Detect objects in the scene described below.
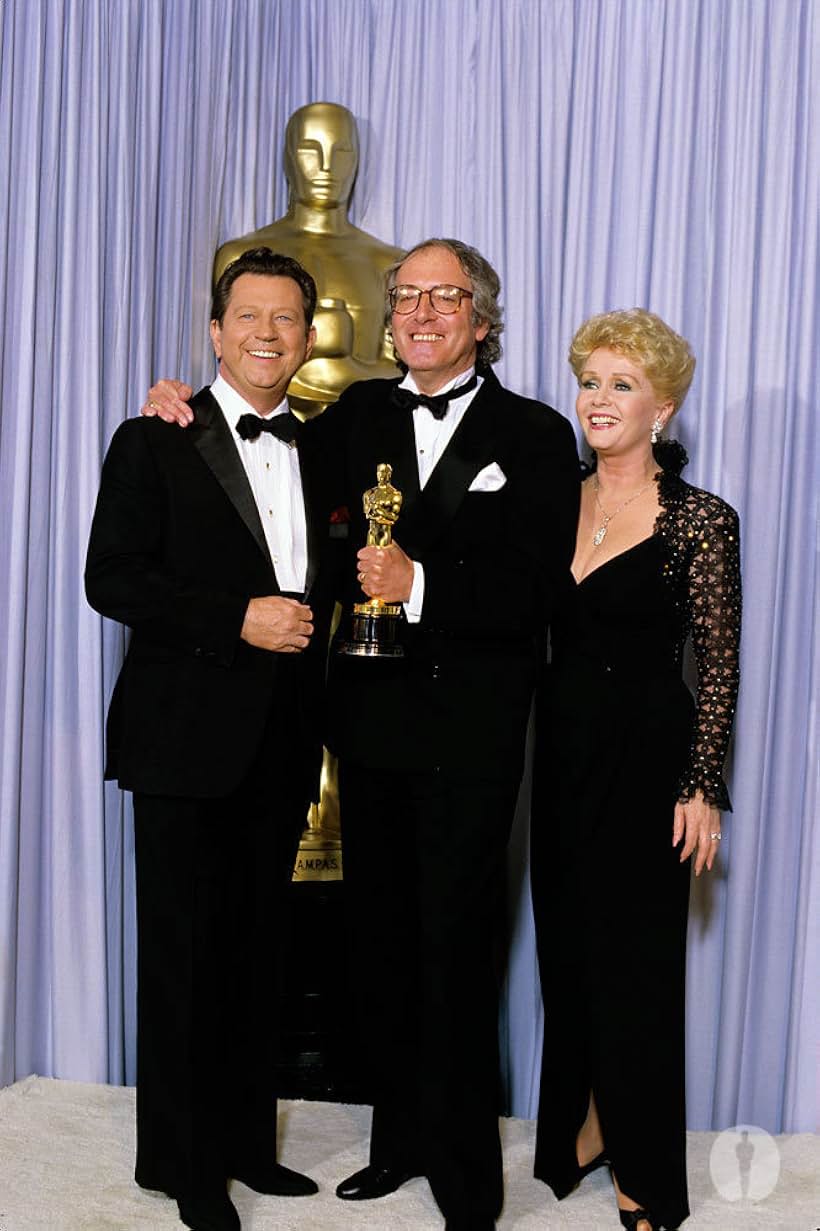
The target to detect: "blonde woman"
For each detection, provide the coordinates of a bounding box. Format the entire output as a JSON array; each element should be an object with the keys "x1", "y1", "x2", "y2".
[{"x1": 532, "y1": 310, "x2": 741, "y2": 1231}]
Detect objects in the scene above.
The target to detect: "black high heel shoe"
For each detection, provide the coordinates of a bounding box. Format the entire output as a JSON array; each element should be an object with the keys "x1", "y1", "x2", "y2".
[{"x1": 618, "y1": 1208, "x2": 656, "y2": 1230}]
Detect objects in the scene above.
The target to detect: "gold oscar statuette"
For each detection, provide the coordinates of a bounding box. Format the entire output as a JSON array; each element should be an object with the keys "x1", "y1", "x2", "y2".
[{"x1": 338, "y1": 463, "x2": 405, "y2": 658}]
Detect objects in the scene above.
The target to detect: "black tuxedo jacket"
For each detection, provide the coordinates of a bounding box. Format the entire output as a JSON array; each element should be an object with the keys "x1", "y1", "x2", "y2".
[
  {"x1": 85, "y1": 387, "x2": 342, "y2": 799},
  {"x1": 324, "y1": 370, "x2": 580, "y2": 778}
]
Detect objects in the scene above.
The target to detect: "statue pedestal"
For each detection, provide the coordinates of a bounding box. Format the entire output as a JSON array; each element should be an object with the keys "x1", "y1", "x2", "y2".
[
  {"x1": 276, "y1": 878, "x2": 370, "y2": 1103},
  {"x1": 276, "y1": 784, "x2": 366, "y2": 1101}
]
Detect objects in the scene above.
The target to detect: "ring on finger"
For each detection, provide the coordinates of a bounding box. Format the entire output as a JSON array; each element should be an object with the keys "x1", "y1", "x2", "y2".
[{"x1": 710, "y1": 832, "x2": 722, "y2": 841}]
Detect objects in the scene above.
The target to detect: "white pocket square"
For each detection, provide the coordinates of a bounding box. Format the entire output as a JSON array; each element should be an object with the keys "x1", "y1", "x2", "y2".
[{"x1": 468, "y1": 462, "x2": 507, "y2": 492}]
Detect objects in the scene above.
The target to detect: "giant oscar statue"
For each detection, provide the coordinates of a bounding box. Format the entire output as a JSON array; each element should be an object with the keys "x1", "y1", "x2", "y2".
[
  {"x1": 215, "y1": 102, "x2": 403, "y2": 880},
  {"x1": 214, "y1": 101, "x2": 403, "y2": 418}
]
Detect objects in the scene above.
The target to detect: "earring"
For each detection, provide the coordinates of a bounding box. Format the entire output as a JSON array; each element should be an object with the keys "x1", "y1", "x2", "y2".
[{"x1": 651, "y1": 418, "x2": 663, "y2": 445}]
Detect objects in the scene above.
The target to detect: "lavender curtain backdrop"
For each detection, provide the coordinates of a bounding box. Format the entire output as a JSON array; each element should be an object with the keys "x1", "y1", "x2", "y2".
[{"x1": 0, "y1": 0, "x2": 816, "y2": 1135}]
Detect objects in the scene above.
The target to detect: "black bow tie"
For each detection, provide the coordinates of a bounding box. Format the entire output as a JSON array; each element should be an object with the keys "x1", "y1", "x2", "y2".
[
  {"x1": 390, "y1": 374, "x2": 478, "y2": 420},
  {"x1": 235, "y1": 411, "x2": 301, "y2": 445}
]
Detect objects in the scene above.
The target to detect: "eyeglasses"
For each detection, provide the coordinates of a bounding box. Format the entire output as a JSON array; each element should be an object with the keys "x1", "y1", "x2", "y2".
[{"x1": 389, "y1": 284, "x2": 474, "y2": 315}]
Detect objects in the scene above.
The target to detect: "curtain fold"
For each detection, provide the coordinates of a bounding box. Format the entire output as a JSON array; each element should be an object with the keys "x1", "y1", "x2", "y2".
[{"x1": 0, "y1": 0, "x2": 816, "y2": 1132}]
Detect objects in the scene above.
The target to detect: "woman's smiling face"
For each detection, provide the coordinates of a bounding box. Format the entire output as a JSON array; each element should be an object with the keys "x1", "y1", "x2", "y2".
[{"x1": 576, "y1": 347, "x2": 673, "y2": 459}]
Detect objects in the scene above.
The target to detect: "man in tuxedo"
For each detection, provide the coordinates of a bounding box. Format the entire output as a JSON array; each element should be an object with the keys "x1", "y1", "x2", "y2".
[
  {"x1": 138, "y1": 237, "x2": 580, "y2": 1230},
  {"x1": 326, "y1": 239, "x2": 581, "y2": 1230},
  {"x1": 85, "y1": 249, "x2": 341, "y2": 1231}
]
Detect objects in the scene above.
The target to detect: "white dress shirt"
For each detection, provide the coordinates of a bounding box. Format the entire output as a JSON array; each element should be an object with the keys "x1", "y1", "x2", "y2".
[
  {"x1": 211, "y1": 373, "x2": 307, "y2": 594},
  {"x1": 400, "y1": 367, "x2": 483, "y2": 621}
]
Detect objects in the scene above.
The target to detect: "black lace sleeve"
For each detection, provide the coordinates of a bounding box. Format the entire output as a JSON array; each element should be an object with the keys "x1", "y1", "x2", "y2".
[{"x1": 669, "y1": 485, "x2": 742, "y2": 808}]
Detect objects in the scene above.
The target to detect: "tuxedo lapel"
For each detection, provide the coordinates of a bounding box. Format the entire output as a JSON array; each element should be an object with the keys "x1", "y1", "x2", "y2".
[
  {"x1": 403, "y1": 374, "x2": 498, "y2": 552},
  {"x1": 189, "y1": 389, "x2": 274, "y2": 571}
]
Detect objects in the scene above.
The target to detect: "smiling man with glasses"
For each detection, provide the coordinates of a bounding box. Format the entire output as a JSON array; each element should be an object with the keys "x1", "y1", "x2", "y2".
[{"x1": 326, "y1": 237, "x2": 581, "y2": 1230}]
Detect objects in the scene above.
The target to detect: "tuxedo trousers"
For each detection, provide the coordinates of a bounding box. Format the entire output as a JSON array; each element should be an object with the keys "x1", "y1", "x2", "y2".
[
  {"x1": 132, "y1": 706, "x2": 310, "y2": 1198},
  {"x1": 339, "y1": 762, "x2": 520, "y2": 1225}
]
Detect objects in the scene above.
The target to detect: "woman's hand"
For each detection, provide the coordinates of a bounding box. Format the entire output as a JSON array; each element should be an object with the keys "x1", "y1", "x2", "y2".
[{"x1": 673, "y1": 791, "x2": 721, "y2": 876}]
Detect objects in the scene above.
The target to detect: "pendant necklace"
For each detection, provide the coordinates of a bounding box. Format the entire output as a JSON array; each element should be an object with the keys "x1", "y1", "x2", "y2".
[{"x1": 592, "y1": 473, "x2": 657, "y2": 547}]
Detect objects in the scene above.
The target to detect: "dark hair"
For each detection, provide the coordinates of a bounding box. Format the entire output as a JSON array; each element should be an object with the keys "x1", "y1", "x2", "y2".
[
  {"x1": 210, "y1": 248, "x2": 318, "y2": 327},
  {"x1": 386, "y1": 237, "x2": 504, "y2": 369},
  {"x1": 582, "y1": 437, "x2": 689, "y2": 477}
]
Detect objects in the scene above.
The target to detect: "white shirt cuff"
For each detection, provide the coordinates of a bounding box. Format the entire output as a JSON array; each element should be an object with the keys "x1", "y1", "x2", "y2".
[{"x1": 403, "y1": 561, "x2": 425, "y2": 624}]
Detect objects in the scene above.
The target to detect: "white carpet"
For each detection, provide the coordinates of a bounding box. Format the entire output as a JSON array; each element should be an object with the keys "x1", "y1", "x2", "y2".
[{"x1": 0, "y1": 1077, "x2": 817, "y2": 1229}]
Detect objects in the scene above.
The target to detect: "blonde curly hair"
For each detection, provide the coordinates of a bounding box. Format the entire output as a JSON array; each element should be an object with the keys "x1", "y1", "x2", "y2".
[{"x1": 568, "y1": 308, "x2": 696, "y2": 411}]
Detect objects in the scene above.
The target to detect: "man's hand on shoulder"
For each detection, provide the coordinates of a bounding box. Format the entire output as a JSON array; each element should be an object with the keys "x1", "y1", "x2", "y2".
[
  {"x1": 141, "y1": 379, "x2": 194, "y2": 426},
  {"x1": 241, "y1": 597, "x2": 314, "y2": 653}
]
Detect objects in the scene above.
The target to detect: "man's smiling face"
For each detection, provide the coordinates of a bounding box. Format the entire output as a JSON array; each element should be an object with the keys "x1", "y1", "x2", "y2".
[
  {"x1": 389, "y1": 246, "x2": 489, "y2": 395},
  {"x1": 209, "y1": 273, "x2": 316, "y2": 412}
]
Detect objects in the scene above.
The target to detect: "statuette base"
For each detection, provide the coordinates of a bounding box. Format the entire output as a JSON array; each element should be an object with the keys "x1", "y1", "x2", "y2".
[{"x1": 338, "y1": 599, "x2": 404, "y2": 658}]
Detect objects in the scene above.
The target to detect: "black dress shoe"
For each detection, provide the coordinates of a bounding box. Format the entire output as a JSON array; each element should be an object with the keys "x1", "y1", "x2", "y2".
[
  {"x1": 176, "y1": 1190, "x2": 240, "y2": 1231},
  {"x1": 445, "y1": 1221, "x2": 495, "y2": 1230},
  {"x1": 335, "y1": 1164, "x2": 419, "y2": 1200},
  {"x1": 231, "y1": 1161, "x2": 318, "y2": 1196}
]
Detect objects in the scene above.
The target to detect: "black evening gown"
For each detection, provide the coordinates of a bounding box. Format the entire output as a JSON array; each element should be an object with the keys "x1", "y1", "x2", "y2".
[{"x1": 532, "y1": 472, "x2": 741, "y2": 1230}]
